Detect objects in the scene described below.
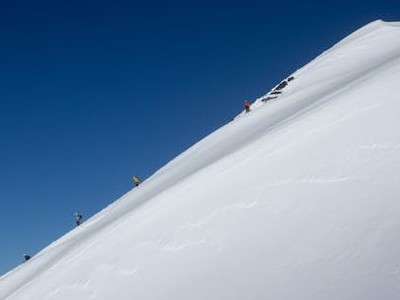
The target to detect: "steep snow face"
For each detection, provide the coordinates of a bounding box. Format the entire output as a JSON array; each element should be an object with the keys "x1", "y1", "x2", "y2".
[{"x1": 2, "y1": 20, "x2": 400, "y2": 300}]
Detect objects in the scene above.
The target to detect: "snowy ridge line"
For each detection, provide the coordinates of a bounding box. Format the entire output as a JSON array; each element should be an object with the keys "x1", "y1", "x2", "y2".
[
  {"x1": 0, "y1": 21, "x2": 394, "y2": 268},
  {"x1": 3, "y1": 19, "x2": 400, "y2": 300},
  {"x1": 19, "y1": 26, "x2": 400, "y2": 278}
]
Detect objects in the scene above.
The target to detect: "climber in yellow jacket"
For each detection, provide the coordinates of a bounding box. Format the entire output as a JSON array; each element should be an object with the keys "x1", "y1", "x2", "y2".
[{"x1": 133, "y1": 176, "x2": 141, "y2": 187}]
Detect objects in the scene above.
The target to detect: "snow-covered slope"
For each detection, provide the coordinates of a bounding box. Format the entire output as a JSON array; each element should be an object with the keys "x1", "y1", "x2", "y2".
[{"x1": 2, "y1": 20, "x2": 400, "y2": 300}]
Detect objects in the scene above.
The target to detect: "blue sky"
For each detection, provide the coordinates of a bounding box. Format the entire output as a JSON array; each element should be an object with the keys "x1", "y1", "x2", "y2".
[{"x1": 0, "y1": 0, "x2": 399, "y2": 275}]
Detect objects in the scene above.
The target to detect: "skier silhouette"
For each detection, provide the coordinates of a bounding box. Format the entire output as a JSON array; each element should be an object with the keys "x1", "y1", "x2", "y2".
[
  {"x1": 23, "y1": 254, "x2": 31, "y2": 262},
  {"x1": 75, "y1": 212, "x2": 83, "y2": 226}
]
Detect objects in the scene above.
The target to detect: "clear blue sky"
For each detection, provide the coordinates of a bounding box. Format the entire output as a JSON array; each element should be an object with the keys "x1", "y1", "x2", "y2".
[{"x1": 0, "y1": 0, "x2": 399, "y2": 275}]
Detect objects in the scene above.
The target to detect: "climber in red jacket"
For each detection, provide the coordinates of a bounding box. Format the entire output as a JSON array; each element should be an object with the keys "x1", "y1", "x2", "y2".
[{"x1": 244, "y1": 100, "x2": 251, "y2": 113}]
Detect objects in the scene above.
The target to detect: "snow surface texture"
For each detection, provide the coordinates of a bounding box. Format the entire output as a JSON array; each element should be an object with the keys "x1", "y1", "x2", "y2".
[{"x1": 2, "y1": 20, "x2": 400, "y2": 300}]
